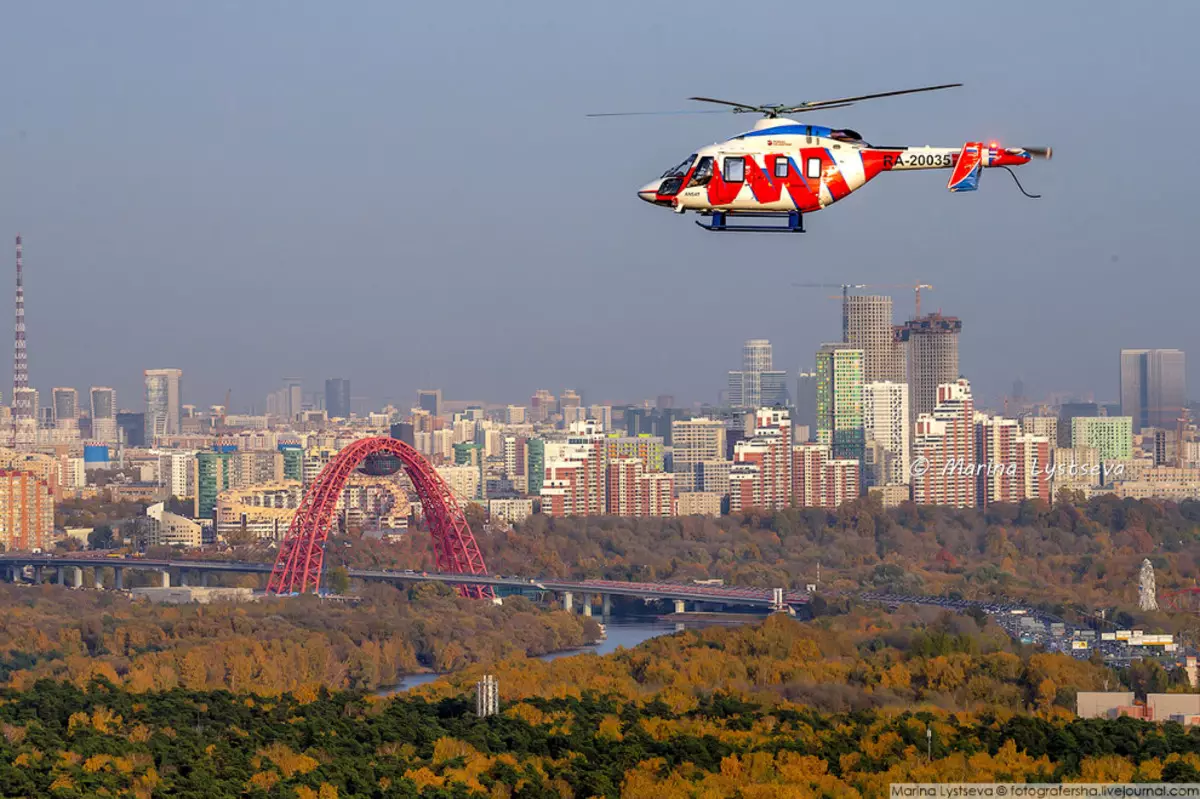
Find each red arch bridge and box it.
[267,436,492,598]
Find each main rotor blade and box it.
[687,96,765,113]
[585,109,731,117]
[787,102,856,114]
[780,83,962,113]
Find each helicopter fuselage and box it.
[638,117,1037,217]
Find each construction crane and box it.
[793,282,931,342]
[913,284,934,318]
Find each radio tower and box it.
[12,235,30,435]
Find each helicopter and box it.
[589,84,1051,233]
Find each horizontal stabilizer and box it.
[947,142,984,192]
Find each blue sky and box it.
[0,1,1195,412]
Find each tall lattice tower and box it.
[12,235,29,421]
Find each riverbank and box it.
[375,614,758,696]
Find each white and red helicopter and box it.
[591,83,1051,232]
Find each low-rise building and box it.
[488,498,534,525]
[677,491,722,517]
[146,502,203,548]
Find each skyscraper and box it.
[896,313,962,422]
[144,369,183,442]
[728,339,788,408]
[52,387,78,428]
[324,378,351,419]
[847,295,905,383]
[90,387,118,443]
[417,389,443,417]
[815,344,865,462]
[863,381,910,486]
[1120,349,1186,432]
[794,371,817,439]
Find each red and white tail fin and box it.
[947,142,984,192]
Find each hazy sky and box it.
[1,1,1196,413]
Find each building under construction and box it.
[895,313,963,422]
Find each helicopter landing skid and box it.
[695,210,805,233]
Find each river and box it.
[377,615,757,695]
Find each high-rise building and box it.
[588,405,613,432]
[1020,415,1058,447]
[540,423,605,516]
[324,378,351,419]
[144,369,183,442]
[863,381,910,487]
[896,314,962,422]
[116,411,145,448]
[730,408,792,512]
[417,389,443,417]
[1057,402,1101,448]
[89,387,117,443]
[505,405,527,425]
[637,473,675,516]
[1120,349,1186,432]
[728,339,788,408]
[794,371,817,440]
[1071,416,1133,461]
[815,344,865,462]
[606,458,643,515]
[604,434,664,473]
[268,378,303,421]
[11,388,38,447]
[793,443,861,509]
[912,379,976,507]
[525,438,545,495]
[976,417,1051,505]
[559,389,582,416]
[530,390,555,423]
[847,295,905,383]
[193,451,232,519]
[0,469,53,551]
[52,387,78,429]
[671,417,727,493]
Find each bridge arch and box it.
[267,436,491,598]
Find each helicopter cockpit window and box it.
[686,156,714,187]
[661,154,696,178]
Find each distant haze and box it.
[1,2,1196,412]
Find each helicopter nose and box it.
[638,179,662,203]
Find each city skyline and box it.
[0,4,1197,411]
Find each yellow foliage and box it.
[433,736,479,764]
[248,770,279,791]
[1076,755,1136,783]
[49,774,75,792]
[83,754,110,773]
[404,766,445,789]
[259,742,320,778]
[128,723,151,743]
[597,714,623,741]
